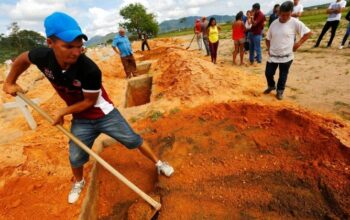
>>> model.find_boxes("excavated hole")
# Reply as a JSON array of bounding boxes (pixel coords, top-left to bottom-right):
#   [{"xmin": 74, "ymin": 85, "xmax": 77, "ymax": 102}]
[
  {"xmin": 125, "ymin": 76, "xmax": 152, "ymax": 108},
  {"xmin": 83, "ymin": 103, "xmax": 350, "ymax": 220}
]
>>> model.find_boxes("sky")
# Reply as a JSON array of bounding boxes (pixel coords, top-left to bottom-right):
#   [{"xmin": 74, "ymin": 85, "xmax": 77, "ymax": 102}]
[{"xmin": 0, "ymin": 0, "xmax": 334, "ymax": 38}]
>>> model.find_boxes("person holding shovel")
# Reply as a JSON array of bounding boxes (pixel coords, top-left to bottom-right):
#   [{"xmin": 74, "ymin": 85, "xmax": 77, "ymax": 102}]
[{"xmin": 3, "ymin": 12, "xmax": 174, "ymax": 204}]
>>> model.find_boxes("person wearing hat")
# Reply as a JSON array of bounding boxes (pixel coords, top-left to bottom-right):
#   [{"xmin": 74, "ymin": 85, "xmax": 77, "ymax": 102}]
[
  {"xmin": 112, "ymin": 27, "xmax": 137, "ymax": 78},
  {"xmin": 249, "ymin": 3, "xmax": 266, "ymax": 65},
  {"xmin": 200, "ymin": 17, "xmax": 210, "ymax": 56},
  {"xmin": 194, "ymin": 18, "xmax": 203, "ymax": 50},
  {"xmin": 3, "ymin": 12, "xmax": 174, "ymax": 204}
]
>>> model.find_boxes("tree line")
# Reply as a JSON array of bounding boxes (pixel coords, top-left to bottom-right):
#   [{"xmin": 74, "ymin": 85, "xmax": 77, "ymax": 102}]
[{"xmin": 0, "ymin": 22, "xmax": 46, "ymax": 63}]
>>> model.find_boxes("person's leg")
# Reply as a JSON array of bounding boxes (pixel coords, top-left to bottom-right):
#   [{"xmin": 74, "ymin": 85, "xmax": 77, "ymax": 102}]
[
  {"xmin": 209, "ymin": 42, "xmax": 214, "ymax": 62},
  {"xmin": 315, "ymin": 21, "xmax": 332, "ymax": 47},
  {"xmin": 213, "ymin": 41, "xmax": 219, "ymax": 63},
  {"xmin": 68, "ymin": 119, "xmax": 100, "ymax": 203},
  {"xmin": 276, "ymin": 60, "xmax": 293, "ymax": 99},
  {"xmin": 128, "ymin": 55, "xmax": 137, "ymax": 77},
  {"xmin": 264, "ymin": 61, "xmax": 278, "ymax": 93},
  {"xmin": 145, "ymin": 41, "xmax": 150, "ymax": 50},
  {"xmin": 254, "ymin": 35, "xmax": 262, "ymax": 63},
  {"xmin": 249, "ymin": 34, "xmax": 255, "ymax": 64},
  {"xmin": 98, "ymin": 109, "xmax": 174, "ymax": 176},
  {"xmin": 239, "ymin": 43, "xmax": 245, "ymax": 65},
  {"xmin": 121, "ymin": 57, "xmax": 131, "ymax": 78},
  {"xmin": 340, "ymin": 33, "xmax": 349, "ymax": 47},
  {"xmin": 203, "ymin": 37, "xmax": 210, "ymax": 55},
  {"xmin": 233, "ymin": 41, "xmax": 239, "ymax": 65},
  {"xmin": 142, "ymin": 41, "xmax": 145, "ymax": 51},
  {"xmin": 327, "ymin": 20, "xmax": 340, "ymax": 47}
]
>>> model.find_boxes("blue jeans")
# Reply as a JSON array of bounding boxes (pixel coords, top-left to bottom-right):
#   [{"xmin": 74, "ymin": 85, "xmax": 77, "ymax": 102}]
[
  {"xmin": 69, "ymin": 108, "xmax": 143, "ymax": 168},
  {"xmin": 265, "ymin": 60, "xmax": 293, "ymax": 92},
  {"xmin": 249, "ymin": 34, "xmax": 262, "ymax": 63}
]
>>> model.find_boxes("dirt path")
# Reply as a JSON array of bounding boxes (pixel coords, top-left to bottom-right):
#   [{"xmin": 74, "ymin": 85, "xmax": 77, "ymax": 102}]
[{"xmin": 182, "ymin": 26, "xmax": 350, "ymax": 121}]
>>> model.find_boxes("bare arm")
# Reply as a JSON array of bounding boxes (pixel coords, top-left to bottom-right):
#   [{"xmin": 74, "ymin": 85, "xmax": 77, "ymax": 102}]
[
  {"xmin": 293, "ymin": 31, "xmax": 312, "ymax": 51},
  {"xmin": 3, "ymin": 51, "xmax": 31, "ymax": 96},
  {"xmin": 266, "ymin": 39, "xmax": 270, "ymax": 55},
  {"xmin": 292, "ymin": 12, "xmax": 302, "ymax": 18},
  {"xmin": 52, "ymin": 91, "xmax": 99, "ymax": 125},
  {"xmin": 112, "ymin": 46, "xmax": 120, "ymax": 55}
]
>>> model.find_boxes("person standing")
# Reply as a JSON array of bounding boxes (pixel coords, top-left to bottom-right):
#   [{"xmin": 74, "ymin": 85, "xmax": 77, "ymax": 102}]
[
  {"xmin": 232, "ymin": 12, "xmax": 246, "ymax": 65},
  {"xmin": 339, "ymin": 9, "xmax": 350, "ymax": 49},
  {"xmin": 292, "ymin": 0, "xmax": 304, "ymax": 20},
  {"xmin": 140, "ymin": 32, "xmax": 150, "ymax": 51},
  {"xmin": 314, "ymin": 0, "xmax": 347, "ymax": 48},
  {"xmin": 264, "ymin": 1, "xmax": 312, "ymax": 100},
  {"xmin": 194, "ymin": 19, "xmax": 202, "ymax": 50},
  {"xmin": 269, "ymin": 4, "xmax": 280, "ymax": 27},
  {"xmin": 249, "ymin": 3, "xmax": 266, "ymax": 65},
  {"xmin": 112, "ymin": 28, "xmax": 137, "ymax": 79},
  {"xmin": 3, "ymin": 12, "xmax": 174, "ymax": 204},
  {"xmin": 244, "ymin": 10, "xmax": 253, "ymax": 52},
  {"xmin": 201, "ymin": 16, "xmax": 210, "ymax": 56},
  {"xmin": 207, "ymin": 17, "xmax": 221, "ymax": 64}
]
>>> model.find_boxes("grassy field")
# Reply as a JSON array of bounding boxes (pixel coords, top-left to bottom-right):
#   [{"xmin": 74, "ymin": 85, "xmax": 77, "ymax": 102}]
[{"xmin": 157, "ymin": 7, "xmax": 350, "ymax": 39}]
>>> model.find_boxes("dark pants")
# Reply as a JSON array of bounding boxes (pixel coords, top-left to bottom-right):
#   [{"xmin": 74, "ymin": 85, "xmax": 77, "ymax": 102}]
[
  {"xmin": 315, "ymin": 20, "xmax": 340, "ymax": 47},
  {"xmin": 209, "ymin": 41, "xmax": 219, "ymax": 62},
  {"xmin": 265, "ymin": 60, "xmax": 293, "ymax": 92},
  {"xmin": 121, "ymin": 55, "xmax": 137, "ymax": 78},
  {"xmin": 203, "ymin": 37, "xmax": 210, "ymax": 55},
  {"xmin": 341, "ymin": 23, "xmax": 350, "ymax": 46},
  {"xmin": 142, "ymin": 40, "xmax": 150, "ymax": 51}
]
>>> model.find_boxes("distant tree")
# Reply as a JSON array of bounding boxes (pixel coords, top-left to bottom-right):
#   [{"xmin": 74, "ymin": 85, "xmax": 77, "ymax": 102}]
[
  {"xmin": 0, "ymin": 23, "xmax": 45, "ymax": 63},
  {"xmin": 119, "ymin": 3, "xmax": 159, "ymax": 37},
  {"xmin": 106, "ymin": 39, "xmax": 113, "ymax": 44}
]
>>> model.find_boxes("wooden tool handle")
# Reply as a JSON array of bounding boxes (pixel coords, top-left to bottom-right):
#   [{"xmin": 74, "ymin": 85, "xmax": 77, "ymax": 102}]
[{"xmin": 17, "ymin": 92, "xmax": 161, "ymax": 210}]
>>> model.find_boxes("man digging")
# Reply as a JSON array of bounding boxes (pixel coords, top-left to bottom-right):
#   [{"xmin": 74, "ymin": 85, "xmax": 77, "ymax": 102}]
[
  {"xmin": 3, "ymin": 12, "xmax": 174, "ymax": 204},
  {"xmin": 264, "ymin": 1, "xmax": 312, "ymax": 100}
]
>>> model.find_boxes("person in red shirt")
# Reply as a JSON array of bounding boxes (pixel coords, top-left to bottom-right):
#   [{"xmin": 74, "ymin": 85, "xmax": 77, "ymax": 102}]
[
  {"xmin": 249, "ymin": 3, "xmax": 266, "ymax": 64},
  {"xmin": 194, "ymin": 19, "xmax": 203, "ymax": 50},
  {"xmin": 232, "ymin": 11, "xmax": 246, "ymax": 65}
]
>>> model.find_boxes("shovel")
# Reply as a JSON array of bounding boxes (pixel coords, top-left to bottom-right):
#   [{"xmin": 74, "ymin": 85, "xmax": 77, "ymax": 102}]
[
  {"xmin": 16, "ymin": 92, "xmax": 161, "ymax": 212},
  {"xmin": 186, "ymin": 34, "xmax": 196, "ymax": 50}
]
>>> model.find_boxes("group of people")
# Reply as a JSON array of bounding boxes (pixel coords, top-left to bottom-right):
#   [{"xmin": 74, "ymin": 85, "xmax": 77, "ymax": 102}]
[{"xmin": 193, "ymin": 0, "xmax": 349, "ymax": 100}]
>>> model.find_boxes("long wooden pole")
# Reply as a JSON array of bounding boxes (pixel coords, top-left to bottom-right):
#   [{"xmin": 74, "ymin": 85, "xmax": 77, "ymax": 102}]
[{"xmin": 17, "ymin": 92, "xmax": 161, "ymax": 210}]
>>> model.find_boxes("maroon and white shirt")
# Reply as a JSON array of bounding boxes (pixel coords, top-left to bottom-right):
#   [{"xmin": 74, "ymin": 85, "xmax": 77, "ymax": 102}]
[{"xmin": 28, "ymin": 47, "xmax": 114, "ymax": 119}]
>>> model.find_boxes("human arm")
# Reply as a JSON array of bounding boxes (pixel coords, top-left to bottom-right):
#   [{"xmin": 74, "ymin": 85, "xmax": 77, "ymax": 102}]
[
  {"xmin": 266, "ymin": 39, "xmax": 271, "ymax": 56},
  {"xmin": 293, "ymin": 31, "xmax": 312, "ymax": 51},
  {"xmin": 52, "ymin": 91, "xmax": 99, "ymax": 125},
  {"xmin": 3, "ymin": 52, "xmax": 30, "ymax": 96},
  {"xmin": 112, "ymin": 46, "xmax": 120, "ymax": 55}
]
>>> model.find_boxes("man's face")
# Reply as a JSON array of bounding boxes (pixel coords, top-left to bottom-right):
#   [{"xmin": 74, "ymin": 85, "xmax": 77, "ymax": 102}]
[
  {"xmin": 279, "ymin": 11, "xmax": 292, "ymax": 23},
  {"xmin": 47, "ymin": 37, "xmax": 83, "ymax": 65},
  {"xmin": 119, "ymin": 30, "xmax": 125, "ymax": 36},
  {"xmin": 294, "ymin": 0, "xmax": 299, "ymax": 5}
]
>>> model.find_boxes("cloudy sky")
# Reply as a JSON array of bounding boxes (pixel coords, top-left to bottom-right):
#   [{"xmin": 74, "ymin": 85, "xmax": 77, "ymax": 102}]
[{"xmin": 0, "ymin": 0, "xmax": 334, "ymax": 38}]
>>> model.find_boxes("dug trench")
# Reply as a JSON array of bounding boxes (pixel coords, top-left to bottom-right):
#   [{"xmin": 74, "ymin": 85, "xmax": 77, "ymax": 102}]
[{"xmin": 91, "ymin": 102, "xmax": 350, "ymax": 219}]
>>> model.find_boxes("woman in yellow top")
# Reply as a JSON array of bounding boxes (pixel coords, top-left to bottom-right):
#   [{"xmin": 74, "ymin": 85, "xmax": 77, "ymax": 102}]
[{"xmin": 206, "ymin": 17, "xmax": 221, "ymax": 64}]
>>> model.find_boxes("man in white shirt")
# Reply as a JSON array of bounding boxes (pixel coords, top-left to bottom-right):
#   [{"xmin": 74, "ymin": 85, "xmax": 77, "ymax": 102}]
[
  {"xmin": 264, "ymin": 1, "xmax": 312, "ymax": 100},
  {"xmin": 315, "ymin": 0, "xmax": 347, "ymax": 47},
  {"xmin": 292, "ymin": 0, "xmax": 303, "ymax": 19}
]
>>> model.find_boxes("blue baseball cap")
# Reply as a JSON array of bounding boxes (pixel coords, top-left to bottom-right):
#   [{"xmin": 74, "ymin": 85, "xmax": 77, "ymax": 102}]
[{"xmin": 44, "ymin": 12, "xmax": 88, "ymax": 43}]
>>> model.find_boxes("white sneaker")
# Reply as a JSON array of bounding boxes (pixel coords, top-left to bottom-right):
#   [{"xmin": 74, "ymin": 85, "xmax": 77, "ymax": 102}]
[
  {"xmin": 339, "ymin": 45, "xmax": 344, "ymax": 49},
  {"xmin": 156, "ymin": 161, "xmax": 174, "ymax": 177},
  {"xmin": 68, "ymin": 179, "xmax": 85, "ymax": 204}
]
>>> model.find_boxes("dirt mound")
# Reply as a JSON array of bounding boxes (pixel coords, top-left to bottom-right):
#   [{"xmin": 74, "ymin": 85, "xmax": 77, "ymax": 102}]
[{"xmin": 97, "ymin": 102, "xmax": 350, "ymax": 219}]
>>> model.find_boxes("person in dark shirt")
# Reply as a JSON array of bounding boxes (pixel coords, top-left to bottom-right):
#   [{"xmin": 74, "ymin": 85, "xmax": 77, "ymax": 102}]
[
  {"xmin": 140, "ymin": 31, "xmax": 150, "ymax": 51},
  {"xmin": 249, "ymin": 3, "xmax": 266, "ymax": 64},
  {"xmin": 269, "ymin": 4, "xmax": 280, "ymax": 27},
  {"xmin": 3, "ymin": 12, "xmax": 174, "ymax": 205}
]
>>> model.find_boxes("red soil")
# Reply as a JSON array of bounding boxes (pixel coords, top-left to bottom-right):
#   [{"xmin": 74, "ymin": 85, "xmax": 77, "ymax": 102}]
[{"xmin": 97, "ymin": 102, "xmax": 350, "ymax": 219}]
